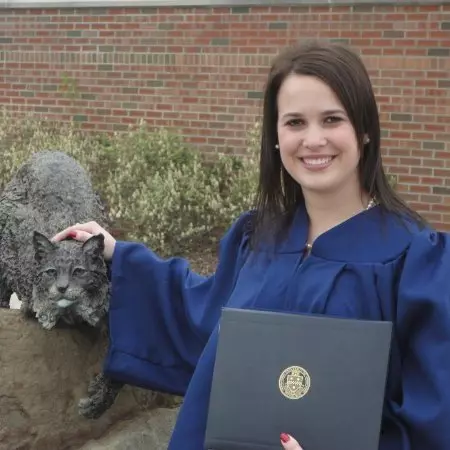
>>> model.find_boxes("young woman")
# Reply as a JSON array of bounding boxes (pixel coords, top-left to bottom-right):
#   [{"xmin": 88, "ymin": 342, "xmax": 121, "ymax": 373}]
[{"xmin": 53, "ymin": 41, "xmax": 450, "ymax": 449}]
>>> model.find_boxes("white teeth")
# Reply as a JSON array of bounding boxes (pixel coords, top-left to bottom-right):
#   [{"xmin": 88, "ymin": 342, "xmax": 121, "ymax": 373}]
[{"xmin": 302, "ymin": 157, "xmax": 333, "ymax": 166}]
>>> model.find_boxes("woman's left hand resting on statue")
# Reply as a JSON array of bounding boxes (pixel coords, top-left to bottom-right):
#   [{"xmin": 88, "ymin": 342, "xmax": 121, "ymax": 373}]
[{"xmin": 51, "ymin": 221, "xmax": 116, "ymax": 261}]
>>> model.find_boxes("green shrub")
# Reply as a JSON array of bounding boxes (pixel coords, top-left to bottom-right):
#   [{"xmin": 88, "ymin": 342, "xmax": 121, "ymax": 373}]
[
  {"xmin": 0, "ymin": 111, "xmax": 260, "ymax": 256},
  {"xmin": 387, "ymin": 173, "xmax": 397, "ymax": 189}
]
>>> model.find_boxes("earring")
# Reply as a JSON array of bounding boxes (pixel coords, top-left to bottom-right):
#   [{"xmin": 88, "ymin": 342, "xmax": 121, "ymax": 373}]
[
  {"xmin": 275, "ymin": 144, "xmax": 279, "ymax": 150},
  {"xmin": 363, "ymin": 136, "xmax": 370, "ymax": 144}
]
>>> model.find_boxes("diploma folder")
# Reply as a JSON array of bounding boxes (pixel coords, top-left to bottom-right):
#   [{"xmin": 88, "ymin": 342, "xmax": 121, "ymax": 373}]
[{"xmin": 205, "ymin": 307, "xmax": 393, "ymax": 450}]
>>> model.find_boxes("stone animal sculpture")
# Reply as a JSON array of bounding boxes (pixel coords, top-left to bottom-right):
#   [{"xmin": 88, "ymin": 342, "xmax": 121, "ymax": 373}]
[{"xmin": 0, "ymin": 150, "xmax": 123, "ymax": 419}]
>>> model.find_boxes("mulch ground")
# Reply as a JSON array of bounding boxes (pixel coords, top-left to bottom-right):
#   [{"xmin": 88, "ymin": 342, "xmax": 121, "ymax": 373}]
[{"xmin": 185, "ymin": 248, "xmax": 218, "ymax": 275}]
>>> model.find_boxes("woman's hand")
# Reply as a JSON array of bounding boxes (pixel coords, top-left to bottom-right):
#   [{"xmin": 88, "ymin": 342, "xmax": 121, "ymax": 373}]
[
  {"xmin": 51, "ymin": 221, "xmax": 116, "ymax": 261},
  {"xmin": 280, "ymin": 433, "xmax": 303, "ymax": 449}
]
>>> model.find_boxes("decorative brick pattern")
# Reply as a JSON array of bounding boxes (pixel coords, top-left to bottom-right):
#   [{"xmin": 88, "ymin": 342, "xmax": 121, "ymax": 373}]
[{"xmin": 0, "ymin": 3, "xmax": 450, "ymax": 228}]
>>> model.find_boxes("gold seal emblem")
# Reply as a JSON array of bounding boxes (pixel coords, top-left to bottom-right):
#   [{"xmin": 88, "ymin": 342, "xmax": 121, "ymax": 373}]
[{"xmin": 278, "ymin": 366, "xmax": 311, "ymax": 400}]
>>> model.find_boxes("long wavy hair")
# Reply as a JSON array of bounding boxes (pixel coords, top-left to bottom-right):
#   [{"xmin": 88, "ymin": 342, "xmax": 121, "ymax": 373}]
[{"xmin": 250, "ymin": 40, "xmax": 426, "ymax": 249}]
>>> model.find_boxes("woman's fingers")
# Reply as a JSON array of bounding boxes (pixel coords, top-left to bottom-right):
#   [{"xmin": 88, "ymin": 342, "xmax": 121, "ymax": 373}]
[
  {"xmin": 69, "ymin": 230, "xmax": 95, "ymax": 243},
  {"xmin": 52, "ymin": 221, "xmax": 101, "ymax": 242},
  {"xmin": 51, "ymin": 221, "xmax": 116, "ymax": 261},
  {"xmin": 280, "ymin": 433, "xmax": 303, "ymax": 450}
]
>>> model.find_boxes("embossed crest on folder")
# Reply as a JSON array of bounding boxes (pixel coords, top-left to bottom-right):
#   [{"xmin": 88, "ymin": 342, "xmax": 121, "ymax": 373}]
[{"xmin": 279, "ymin": 365, "xmax": 311, "ymax": 400}]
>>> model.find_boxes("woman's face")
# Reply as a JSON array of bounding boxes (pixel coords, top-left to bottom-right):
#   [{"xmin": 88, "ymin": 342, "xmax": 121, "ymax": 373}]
[{"xmin": 276, "ymin": 74, "xmax": 364, "ymax": 198}]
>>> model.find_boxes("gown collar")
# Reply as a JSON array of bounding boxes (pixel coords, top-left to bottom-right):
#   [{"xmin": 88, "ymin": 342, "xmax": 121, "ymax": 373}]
[{"xmin": 277, "ymin": 204, "xmax": 418, "ymax": 263}]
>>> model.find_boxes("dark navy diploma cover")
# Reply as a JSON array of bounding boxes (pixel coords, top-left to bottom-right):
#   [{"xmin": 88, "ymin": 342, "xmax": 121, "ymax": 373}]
[{"xmin": 205, "ymin": 307, "xmax": 393, "ymax": 450}]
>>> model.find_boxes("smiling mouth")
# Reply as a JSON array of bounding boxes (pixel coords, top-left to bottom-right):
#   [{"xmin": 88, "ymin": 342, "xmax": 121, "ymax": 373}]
[{"xmin": 300, "ymin": 156, "xmax": 336, "ymax": 168}]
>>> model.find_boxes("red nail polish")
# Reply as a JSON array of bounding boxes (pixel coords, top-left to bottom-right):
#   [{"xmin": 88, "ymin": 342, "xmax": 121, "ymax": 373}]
[
  {"xmin": 280, "ymin": 433, "xmax": 290, "ymax": 443},
  {"xmin": 68, "ymin": 232, "xmax": 77, "ymax": 238}
]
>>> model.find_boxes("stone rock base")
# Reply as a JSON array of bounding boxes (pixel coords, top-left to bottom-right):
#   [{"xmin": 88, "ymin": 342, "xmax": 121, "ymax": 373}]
[{"xmin": 0, "ymin": 309, "xmax": 180, "ymax": 450}]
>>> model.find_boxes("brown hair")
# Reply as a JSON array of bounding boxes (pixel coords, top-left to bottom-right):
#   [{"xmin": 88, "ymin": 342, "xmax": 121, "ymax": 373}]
[{"xmin": 251, "ymin": 40, "xmax": 426, "ymax": 248}]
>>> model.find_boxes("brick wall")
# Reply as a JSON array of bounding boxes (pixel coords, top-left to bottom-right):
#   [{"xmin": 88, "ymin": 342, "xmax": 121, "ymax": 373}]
[{"xmin": 0, "ymin": 2, "xmax": 450, "ymax": 228}]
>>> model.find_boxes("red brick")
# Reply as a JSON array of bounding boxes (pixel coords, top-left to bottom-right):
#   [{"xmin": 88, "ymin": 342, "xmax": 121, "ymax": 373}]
[
  {"xmin": 410, "ymin": 185, "xmax": 432, "ymax": 194},
  {"xmin": 0, "ymin": 3, "xmax": 449, "ymax": 226}
]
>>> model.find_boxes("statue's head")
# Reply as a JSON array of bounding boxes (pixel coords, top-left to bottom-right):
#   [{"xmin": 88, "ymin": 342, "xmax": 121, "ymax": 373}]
[{"xmin": 32, "ymin": 231, "xmax": 109, "ymax": 330}]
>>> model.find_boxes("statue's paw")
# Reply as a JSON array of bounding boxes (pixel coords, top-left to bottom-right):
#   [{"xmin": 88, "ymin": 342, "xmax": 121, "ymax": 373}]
[
  {"xmin": 36, "ymin": 310, "xmax": 58, "ymax": 330},
  {"xmin": 84, "ymin": 310, "xmax": 103, "ymax": 327},
  {"xmin": 0, "ymin": 298, "xmax": 10, "ymax": 308},
  {"xmin": 38, "ymin": 317, "xmax": 57, "ymax": 330},
  {"xmin": 20, "ymin": 301, "xmax": 34, "ymax": 318},
  {"xmin": 87, "ymin": 374, "xmax": 102, "ymax": 396},
  {"xmin": 78, "ymin": 396, "xmax": 106, "ymax": 420},
  {"xmin": 79, "ymin": 373, "xmax": 121, "ymax": 419}
]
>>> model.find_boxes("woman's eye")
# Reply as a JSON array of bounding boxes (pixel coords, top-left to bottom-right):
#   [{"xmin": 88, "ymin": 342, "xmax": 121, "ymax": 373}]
[
  {"xmin": 286, "ymin": 119, "xmax": 303, "ymax": 126},
  {"xmin": 72, "ymin": 268, "xmax": 87, "ymax": 277},
  {"xmin": 45, "ymin": 269, "xmax": 57, "ymax": 277},
  {"xmin": 325, "ymin": 116, "xmax": 342, "ymax": 124}
]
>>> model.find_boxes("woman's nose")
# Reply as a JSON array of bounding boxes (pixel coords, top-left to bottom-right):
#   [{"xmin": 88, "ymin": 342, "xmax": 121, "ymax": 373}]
[{"xmin": 302, "ymin": 126, "xmax": 327, "ymax": 149}]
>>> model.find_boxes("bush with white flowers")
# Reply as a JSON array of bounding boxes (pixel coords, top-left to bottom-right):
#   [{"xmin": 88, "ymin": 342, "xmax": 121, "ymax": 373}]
[{"xmin": 0, "ymin": 110, "xmax": 260, "ymax": 256}]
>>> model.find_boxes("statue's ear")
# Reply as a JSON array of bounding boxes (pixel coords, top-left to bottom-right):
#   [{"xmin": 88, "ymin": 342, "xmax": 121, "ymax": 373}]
[
  {"xmin": 33, "ymin": 231, "xmax": 56, "ymax": 263},
  {"xmin": 82, "ymin": 234, "xmax": 105, "ymax": 261}
]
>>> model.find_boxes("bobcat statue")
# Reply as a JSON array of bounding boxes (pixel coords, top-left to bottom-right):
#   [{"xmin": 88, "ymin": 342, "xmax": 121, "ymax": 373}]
[{"xmin": 0, "ymin": 150, "xmax": 123, "ymax": 418}]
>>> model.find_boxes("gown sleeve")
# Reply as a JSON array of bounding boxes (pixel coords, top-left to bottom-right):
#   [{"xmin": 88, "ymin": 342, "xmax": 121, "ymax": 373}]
[
  {"xmin": 102, "ymin": 211, "xmax": 252, "ymax": 396},
  {"xmin": 394, "ymin": 228, "xmax": 450, "ymax": 449}
]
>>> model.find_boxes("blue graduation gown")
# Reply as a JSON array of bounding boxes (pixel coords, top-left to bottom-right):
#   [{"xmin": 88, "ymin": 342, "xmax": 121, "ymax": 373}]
[{"xmin": 103, "ymin": 205, "xmax": 450, "ymax": 449}]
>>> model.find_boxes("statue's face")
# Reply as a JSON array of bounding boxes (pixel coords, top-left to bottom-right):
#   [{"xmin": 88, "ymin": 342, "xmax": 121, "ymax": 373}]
[{"xmin": 32, "ymin": 232, "xmax": 109, "ymax": 330}]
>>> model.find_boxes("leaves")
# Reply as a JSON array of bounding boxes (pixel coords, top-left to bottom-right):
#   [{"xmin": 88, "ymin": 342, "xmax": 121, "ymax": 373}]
[{"xmin": 0, "ymin": 111, "xmax": 260, "ymax": 257}]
